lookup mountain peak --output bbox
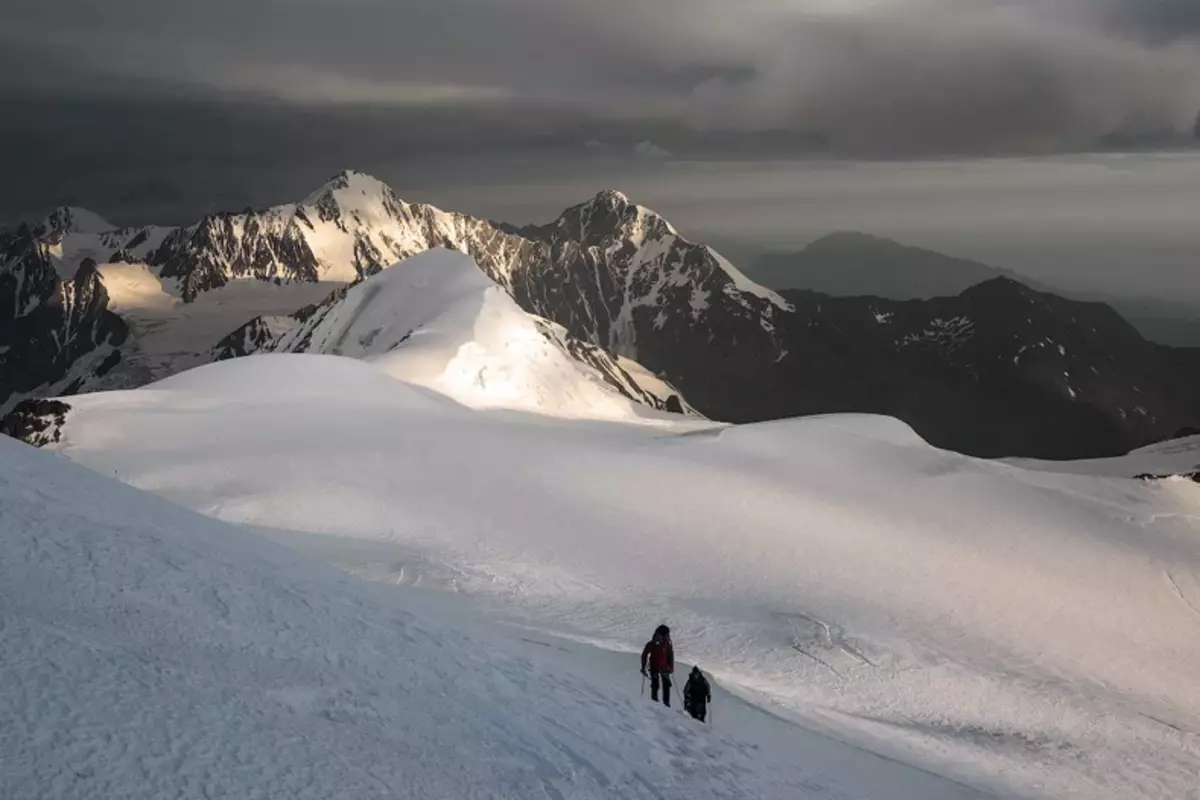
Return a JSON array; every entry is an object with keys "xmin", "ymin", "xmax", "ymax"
[
  {"xmin": 40, "ymin": 206, "xmax": 114, "ymax": 236},
  {"xmin": 565, "ymin": 189, "xmax": 683, "ymax": 240},
  {"xmin": 306, "ymin": 170, "xmax": 395, "ymax": 204},
  {"xmin": 298, "ymin": 171, "xmax": 403, "ymax": 224},
  {"xmin": 810, "ymin": 231, "xmax": 898, "ymax": 248},
  {"xmin": 964, "ymin": 275, "xmax": 1036, "ymax": 297},
  {"xmin": 589, "ymin": 189, "xmax": 633, "ymax": 207}
]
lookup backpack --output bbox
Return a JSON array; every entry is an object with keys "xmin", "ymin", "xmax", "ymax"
[{"xmin": 647, "ymin": 633, "xmax": 672, "ymax": 671}]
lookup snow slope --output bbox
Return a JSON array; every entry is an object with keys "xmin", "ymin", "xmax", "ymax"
[
  {"xmin": 45, "ymin": 355, "xmax": 1200, "ymax": 799},
  {"xmin": 268, "ymin": 249, "xmax": 693, "ymax": 420},
  {"xmin": 0, "ymin": 430, "xmax": 987, "ymax": 800},
  {"xmin": 1012, "ymin": 434, "xmax": 1200, "ymax": 479}
]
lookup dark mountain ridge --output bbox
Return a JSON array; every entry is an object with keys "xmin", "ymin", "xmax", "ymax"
[
  {"xmin": 0, "ymin": 231, "xmax": 128, "ymax": 414},
  {"xmin": 748, "ymin": 232, "xmax": 1200, "ymax": 347}
]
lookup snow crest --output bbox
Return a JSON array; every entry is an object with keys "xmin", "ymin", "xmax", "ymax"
[{"xmin": 271, "ymin": 249, "xmax": 693, "ymax": 420}]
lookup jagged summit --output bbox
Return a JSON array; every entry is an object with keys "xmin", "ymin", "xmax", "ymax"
[
  {"xmin": 554, "ymin": 188, "xmax": 683, "ymax": 242},
  {"xmin": 589, "ymin": 188, "xmax": 633, "ymax": 206},
  {"xmin": 303, "ymin": 169, "xmax": 396, "ymax": 206},
  {"xmin": 38, "ymin": 206, "xmax": 115, "ymax": 237}
]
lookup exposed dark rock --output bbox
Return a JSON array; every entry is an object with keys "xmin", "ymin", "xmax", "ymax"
[
  {"xmin": 1135, "ymin": 470, "xmax": 1200, "ymax": 484},
  {"xmin": 771, "ymin": 278, "xmax": 1200, "ymax": 458},
  {"xmin": 213, "ymin": 317, "xmax": 288, "ymax": 361},
  {"xmin": 0, "ymin": 236, "xmax": 128, "ymax": 416},
  {"xmin": 0, "ymin": 398, "xmax": 71, "ymax": 447}
]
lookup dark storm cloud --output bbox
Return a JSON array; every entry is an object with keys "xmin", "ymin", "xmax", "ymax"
[
  {"xmin": 688, "ymin": 3, "xmax": 1200, "ymax": 155},
  {"xmin": 4, "ymin": 0, "xmax": 1200, "ymax": 158}
]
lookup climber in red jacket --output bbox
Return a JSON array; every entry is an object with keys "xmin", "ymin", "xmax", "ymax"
[{"xmin": 640, "ymin": 624, "xmax": 675, "ymax": 706}]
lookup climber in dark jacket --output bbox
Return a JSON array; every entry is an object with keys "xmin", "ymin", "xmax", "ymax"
[
  {"xmin": 640, "ymin": 624, "xmax": 674, "ymax": 706},
  {"xmin": 683, "ymin": 666, "xmax": 711, "ymax": 722}
]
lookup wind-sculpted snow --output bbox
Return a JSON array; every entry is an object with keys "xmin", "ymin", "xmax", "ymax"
[
  {"xmin": 1, "ymin": 424, "xmax": 991, "ymax": 800},
  {"xmin": 244, "ymin": 249, "xmax": 694, "ymax": 418},
  {"xmin": 39, "ymin": 354, "xmax": 1200, "ymax": 799}
]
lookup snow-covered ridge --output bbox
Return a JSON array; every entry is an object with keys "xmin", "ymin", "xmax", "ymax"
[
  {"xmin": 253, "ymin": 249, "xmax": 694, "ymax": 419},
  {"xmin": 141, "ymin": 169, "xmax": 787, "ymax": 326}
]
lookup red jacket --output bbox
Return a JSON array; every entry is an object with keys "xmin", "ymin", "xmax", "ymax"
[{"xmin": 641, "ymin": 635, "xmax": 674, "ymax": 674}]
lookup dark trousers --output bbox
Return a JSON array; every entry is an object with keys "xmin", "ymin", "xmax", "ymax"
[
  {"xmin": 686, "ymin": 701, "xmax": 707, "ymax": 722},
  {"xmin": 650, "ymin": 671, "xmax": 672, "ymax": 706}
]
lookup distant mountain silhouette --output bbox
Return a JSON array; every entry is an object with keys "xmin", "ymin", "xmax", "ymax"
[
  {"xmin": 748, "ymin": 232, "xmax": 1200, "ymax": 347},
  {"xmin": 751, "ymin": 232, "xmax": 1031, "ymax": 299}
]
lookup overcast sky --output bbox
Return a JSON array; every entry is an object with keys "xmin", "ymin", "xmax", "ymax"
[
  {"xmin": 5, "ymin": 1, "xmax": 1200, "ymax": 222},
  {"xmin": 6, "ymin": 0, "xmax": 1200, "ymax": 150}
]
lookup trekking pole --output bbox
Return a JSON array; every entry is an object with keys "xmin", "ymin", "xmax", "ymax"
[{"xmin": 641, "ymin": 672, "xmax": 646, "ymax": 697}]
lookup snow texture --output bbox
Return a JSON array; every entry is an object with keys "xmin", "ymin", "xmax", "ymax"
[
  {"xmin": 267, "ymin": 249, "xmax": 693, "ymax": 420},
  {"xmin": 0, "ymin": 434, "xmax": 984, "ymax": 800},
  {"xmin": 47, "ymin": 354, "xmax": 1200, "ymax": 800}
]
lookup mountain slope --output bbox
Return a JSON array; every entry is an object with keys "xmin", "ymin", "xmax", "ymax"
[
  {"xmin": 775, "ymin": 277, "xmax": 1200, "ymax": 457},
  {"xmin": 7, "ymin": 431, "xmax": 944, "ymax": 800},
  {"xmin": 241, "ymin": 249, "xmax": 693, "ymax": 419},
  {"xmin": 17, "ymin": 354, "xmax": 1200, "ymax": 799},
  {"xmin": 0, "ymin": 234, "xmax": 128, "ymax": 415}
]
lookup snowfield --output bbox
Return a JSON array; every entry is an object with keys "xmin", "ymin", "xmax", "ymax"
[
  {"xmin": 43, "ymin": 346, "xmax": 1200, "ymax": 799},
  {"xmin": 92, "ymin": 260, "xmax": 344, "ymax": 389},
  {"xmin": 0, "ymin": 434, "xmax": 985, "ymax": 800},
  {"xmin": 10, "ymin": 243, "xmax": 1200, "ymax": 798}
]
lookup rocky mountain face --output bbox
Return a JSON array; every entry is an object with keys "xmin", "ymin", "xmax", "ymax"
[
  {"xmin": 772, "ymin": 278, "xmax": 1200, "ymax": 458},
  {"xmin": 5, "ymin": 171, "xmax": 1199, "ymax": 458},
  {"xmin": 0, "ymin": 233, "xmax": 128, "ymax": 415},
  {"xmin": 176, "ymin": 171, "xmax": 788, "ymax": 421}
]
